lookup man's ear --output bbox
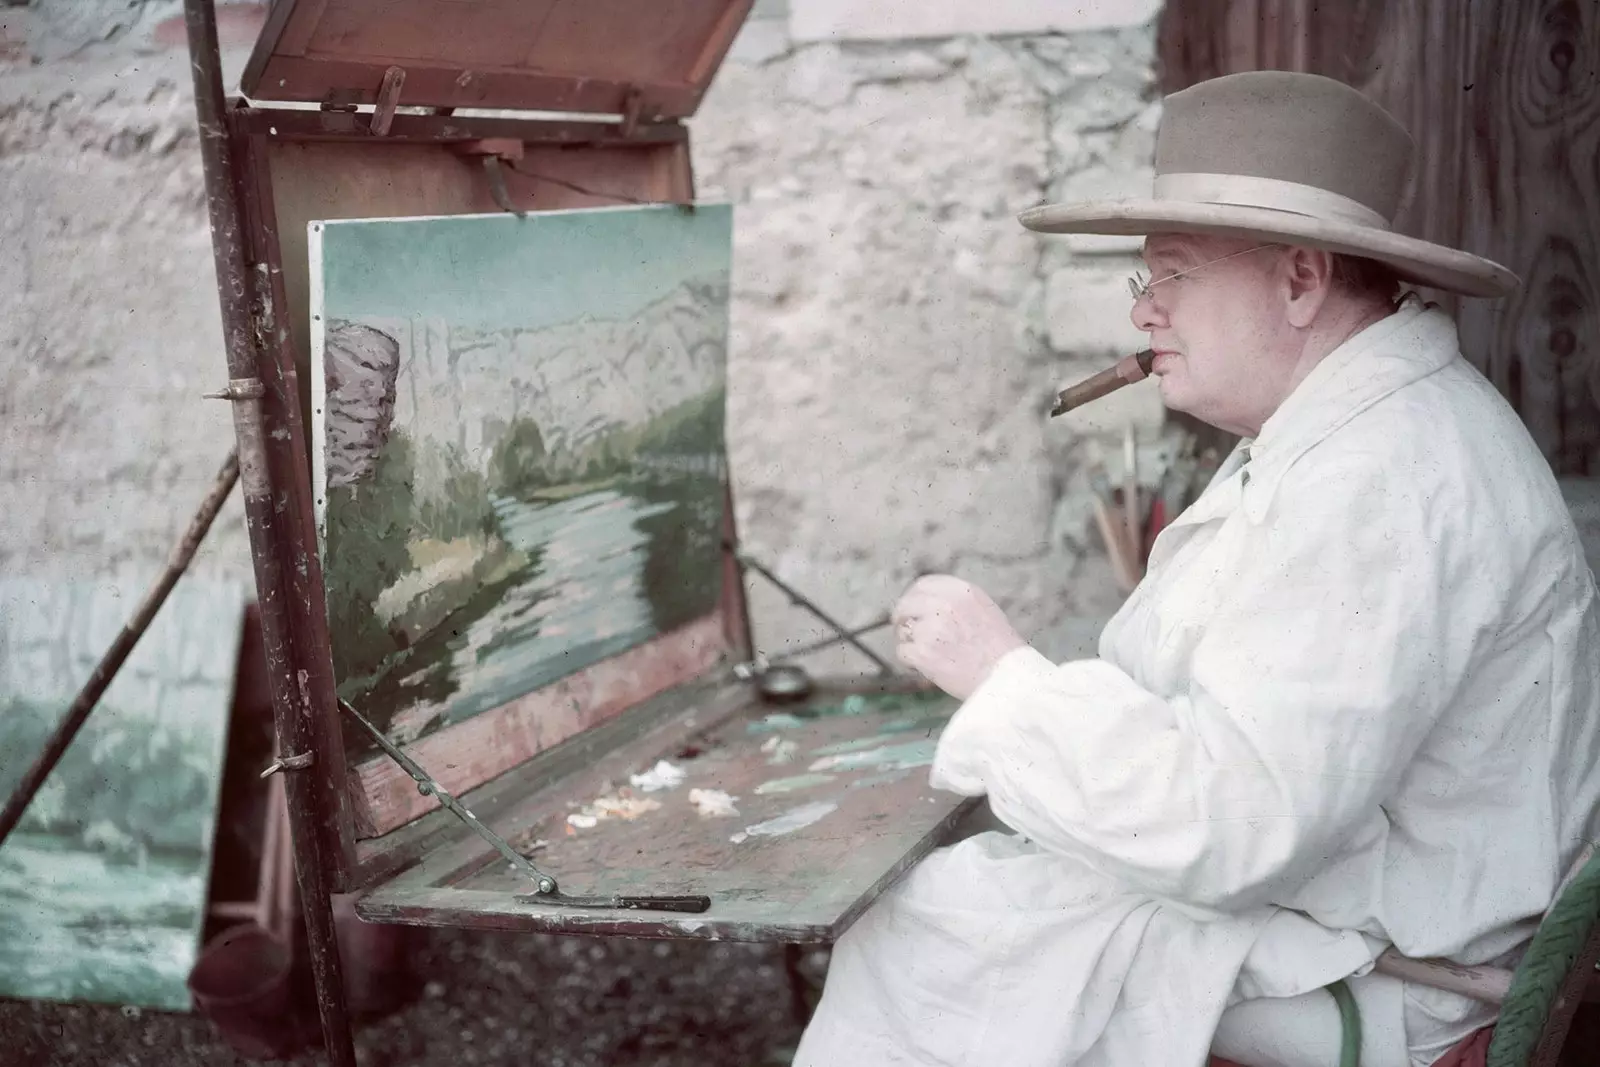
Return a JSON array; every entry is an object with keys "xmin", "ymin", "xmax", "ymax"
[{"xmin": 1283, "ymin": 247, "xmax": 1333, "ymax": 329}]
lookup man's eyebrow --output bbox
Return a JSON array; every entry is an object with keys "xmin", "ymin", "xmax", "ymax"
[
  {"xmin": 1140, "ymin": 238, "xmax": 1195, "ymax": 268},
  {"xmin": 1140, "ymin": 248, "xmax": 1188, "ymax": 273}
]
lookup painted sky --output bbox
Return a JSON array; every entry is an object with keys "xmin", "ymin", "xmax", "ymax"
[{"xmin": 316, "ymin": 203, "xmax": 732, "ymax": 331}]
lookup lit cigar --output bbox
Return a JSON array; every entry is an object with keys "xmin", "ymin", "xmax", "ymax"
[{"xmin": 1050, "ymin": 349, "xmax": 1157, "ymax": 417}]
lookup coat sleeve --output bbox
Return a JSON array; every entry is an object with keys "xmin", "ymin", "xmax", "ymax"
[{"xmin": 930, "ymin": 447, "xmax": 1493, "ymax": 914}]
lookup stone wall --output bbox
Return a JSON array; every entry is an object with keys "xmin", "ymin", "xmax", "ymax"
[
  {"xmin": 0, "ymin": 0, "xmax": 1166, "ymax": 670},
  {"xmin": 694, "ymin": 23, "xmax": 1164, "ymax": 669}
]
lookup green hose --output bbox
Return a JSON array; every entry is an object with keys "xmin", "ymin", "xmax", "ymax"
[
  {"xmin": 1485, "ymin": 848, "xmax": 1600, "ymax": 1067},
  {"xmin": 1326, "ymin": 979, "xmax": 1362, "ymax": 1067}
]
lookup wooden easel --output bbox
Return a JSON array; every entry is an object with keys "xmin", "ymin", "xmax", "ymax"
[{"xmin": 175, "ymin": 2, "xmax": 980, "ymax": 1061}]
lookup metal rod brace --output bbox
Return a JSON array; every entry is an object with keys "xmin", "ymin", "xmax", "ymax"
[
  {"xmin": 336, "ymin": 699, "xmax": 709, "ymax": 913},
  {"xmin": 726, "ymin": 542, "xmax": 897, "ymax": 676}
]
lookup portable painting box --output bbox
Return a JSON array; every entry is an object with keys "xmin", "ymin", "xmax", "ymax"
[{"xmin": 191, "ymin": 1, "xmax": 981, "ymax": 1055}]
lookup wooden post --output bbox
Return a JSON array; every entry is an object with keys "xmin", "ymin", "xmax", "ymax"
[{"xmin": 179, "ymin": 1, "xmax": 357, "ymax": 1063}]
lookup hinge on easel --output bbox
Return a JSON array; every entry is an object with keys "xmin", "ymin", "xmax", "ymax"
[
  {"xmin": 619, "ymin": 86, "xmax": 646, "ymax": 138},
  {"xmin": 369, "ymin": 65, "xmax": 406, "ymax": 136}
]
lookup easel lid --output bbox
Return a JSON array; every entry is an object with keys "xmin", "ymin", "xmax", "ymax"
[{"xmin": 240, "ymin": 0, "xmax": 754, "ymax": 119}]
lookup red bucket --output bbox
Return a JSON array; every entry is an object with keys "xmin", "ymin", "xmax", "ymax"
[{"xmin": 186, "ymin": 922, "xmax": 297, "ymax": 1059}]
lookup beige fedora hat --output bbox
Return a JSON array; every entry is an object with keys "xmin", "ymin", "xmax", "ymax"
[{"xmin": 1020, "ymin": 70, "xmax": 1518, "ymax": 298}]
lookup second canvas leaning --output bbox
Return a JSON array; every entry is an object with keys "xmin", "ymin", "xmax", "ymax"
[{"xmin": 309, "ymin": 203, "xmax": 734, "ymax": 759}]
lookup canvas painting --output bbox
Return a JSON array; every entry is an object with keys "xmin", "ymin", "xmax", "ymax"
[
  {"xmin": 309, "ymin": 203, "xmax": 733, "ymax": 760},
  {"xmin": 0, "ymin": 575, "xmax": 246, "ymax": 1010}
]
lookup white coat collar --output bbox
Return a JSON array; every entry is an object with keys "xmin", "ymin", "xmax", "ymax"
[{"xmin": 1236, "ymin": 296, "xmax": 1461, "ymax": 522}]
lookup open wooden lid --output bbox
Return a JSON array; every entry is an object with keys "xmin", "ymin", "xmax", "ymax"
[{"xmin": 241, "ymin": 0, "xmax": 753, "ymax": 119}]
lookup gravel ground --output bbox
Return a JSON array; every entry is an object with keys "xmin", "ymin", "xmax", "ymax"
[
  {"xmin": 5, "ymin": 925, "xmax": 1596, "ymax": 1067},
  {"xmin": 0, "ymin": 926, "xmax": 822, "ymax": 1067}
]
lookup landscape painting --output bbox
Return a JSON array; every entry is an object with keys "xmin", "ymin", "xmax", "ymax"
[
  {"xmin": 0, "ymin": 575, "xmax": 246, "ymax": 1011},
  {"xmin": 309, "ymin": 203, "xmax": 733, "ymax": 760}
]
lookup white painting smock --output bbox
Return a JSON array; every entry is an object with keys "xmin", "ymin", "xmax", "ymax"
[{"xmin": 795, "ymin": 299, "xmax": 1600, "ymax": 1067}]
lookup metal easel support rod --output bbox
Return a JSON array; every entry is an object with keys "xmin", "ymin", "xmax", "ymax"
[
  {"xmin": 725, "ymin": 543, "xmax": 896, "ymax": 676},
  {"xmin": 181, "ymin": 1, "xmax": 356, "ymax": 1064},
  {"xmin": 0, "ymin": 450, "xmax": 240, "ymax": 851}
]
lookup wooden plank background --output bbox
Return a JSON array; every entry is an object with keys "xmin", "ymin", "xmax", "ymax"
[{"xmin": 1157, "ymin": 0, "xmax": 1600, "ymax": 475}]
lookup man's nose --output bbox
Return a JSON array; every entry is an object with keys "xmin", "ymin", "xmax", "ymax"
[{"xmin": 1130, "ymin": 291, "xmax": 1164, "ymax": 332}]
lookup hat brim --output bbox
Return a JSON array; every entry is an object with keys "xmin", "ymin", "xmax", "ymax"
[{"xmin": 1019, "ymin": 199, "xmax": 1519, "ymax": 299}]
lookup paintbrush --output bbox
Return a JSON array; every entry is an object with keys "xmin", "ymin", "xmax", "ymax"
[{"xmin": 1051, "ymin": 349, "xmax": 1157, "ymax": 417}]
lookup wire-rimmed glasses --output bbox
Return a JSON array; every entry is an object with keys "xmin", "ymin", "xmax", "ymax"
[{"xmin": 1128, "ymin": 243, "xmax": 1274, "ymax": 301}]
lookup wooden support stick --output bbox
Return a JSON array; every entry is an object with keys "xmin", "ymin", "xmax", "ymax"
[{"xmin": 183, "ymin": 1, "xmax": 355, "ymax": 1061}]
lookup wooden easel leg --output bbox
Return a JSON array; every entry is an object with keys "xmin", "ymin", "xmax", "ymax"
[{"xmin": 181, "ymin": 2, "xmax": 358, "ymax": 1064}]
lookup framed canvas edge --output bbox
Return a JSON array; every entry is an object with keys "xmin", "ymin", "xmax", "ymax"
[
  {"xmin": 309, "ymin": 198, "xmax": 732, "ymax": 231},
  {"xmin": 308, "ymin": 220, "xmax": 330, "ymax": 541},
  {"xmin": 305, "ymin": 198, "xmax": 737, "ymax": 835}
]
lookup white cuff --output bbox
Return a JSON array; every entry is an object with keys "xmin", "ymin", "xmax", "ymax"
[{"xmin": 930, "ymin": 645, "xmax": 1064, "ymax": 795}]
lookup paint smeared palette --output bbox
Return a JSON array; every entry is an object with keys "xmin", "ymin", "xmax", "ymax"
[{"xmin": 358, "ymin": 687, "xmax": 984, "ymax": 942}]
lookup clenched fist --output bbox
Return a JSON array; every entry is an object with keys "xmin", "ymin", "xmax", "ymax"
[{"xmin": 892, "ymin": 574, "xmax": 1026, "ymax": 701}]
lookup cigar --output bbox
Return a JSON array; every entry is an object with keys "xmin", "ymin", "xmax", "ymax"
[{"xmin": 1050, "ymin": 349, "xmax": 1157, "ymax": 417}]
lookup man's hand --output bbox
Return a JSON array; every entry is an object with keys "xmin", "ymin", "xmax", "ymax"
[{"xmin": 892, "ymin": 575, "xmax": 1026, "ymax": 701}]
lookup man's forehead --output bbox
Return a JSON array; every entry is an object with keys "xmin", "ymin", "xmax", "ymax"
[
  {"xmin": 1141, "ymin": 234, "xmax": 1201, "ymax": 263},
  {"xmin": 1141, "ymin": 233, "xmax": 1256, "ymax": 264}
]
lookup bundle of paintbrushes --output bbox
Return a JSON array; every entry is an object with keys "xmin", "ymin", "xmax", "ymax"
[{"xmin": 1089, "ymin": 426, "xmax": 1206, "ymax": 594}]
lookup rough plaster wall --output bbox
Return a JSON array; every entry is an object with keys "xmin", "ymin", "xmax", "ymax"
[
  {"xmin": 0, "ymin": 6, "xmax": 1164, "ymax": 670},
  {"xmin": 0, "ymin": 49, "xmax": 253, "ymax": 587},
  {"xmin": 693, "ymin": 28, "xmax": 1162, "ymax": 669}
]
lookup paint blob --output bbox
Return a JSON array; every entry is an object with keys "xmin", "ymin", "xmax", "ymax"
[
  {"xmin": 754, "ymin": 773, "xmax": 836, "ymax": 796},
  {"xmin": 630, "ymin": 759, "xmax": 688, "ymax": 792},
  {"xmin": 688, "ymin": 788, "xmax": 739, "ymax": 817},
  {"xmin": 729, "ymin": 800, "xmax": 838, "ymax": 844},
  {"xmin": 808, "ymin": 739, "xmax": 939, "ymax": 774}
]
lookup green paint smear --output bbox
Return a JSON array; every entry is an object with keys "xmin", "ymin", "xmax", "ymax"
[
  {"xmin": 746, "ymin": 713, "xmax": 809, "ymax": 735},
  {"xmin": 848, "ymin": 769, "xmax": 913, "ymax": 789},
  {"xmin": 744, "ymin": 690, "xmax": 952, "ymax": 735},
  {"xmin": 810, "ymin": 733, "xmax": 904, "ymax": 757},
  {"xmin": 809, "ymin": 738, "xmax": 940, "ymax": 774},
  {"xmin": 878, "ymin": 714, "xmax": 949, "ymax": 735},
  {"xmin": 754, "ymin": 773, "xmax": 837, "ymax": 795}
]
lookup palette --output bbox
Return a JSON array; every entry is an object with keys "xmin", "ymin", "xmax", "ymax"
[{"xmin": 358, "ymin": 684, "xmax": 979, "ymax": 941}]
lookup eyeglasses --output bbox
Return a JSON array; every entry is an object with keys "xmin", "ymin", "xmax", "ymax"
[{"xmin": 1128, "ymin": 243, "xmax": 1274, "ymax": 301}]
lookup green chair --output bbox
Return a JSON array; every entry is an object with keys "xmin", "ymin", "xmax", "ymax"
[{"xmin": 1363, "ymin": 841, "xmax": 1600, "ymax": 1067}]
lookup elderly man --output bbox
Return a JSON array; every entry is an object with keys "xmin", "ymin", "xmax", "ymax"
[{"xmin": 793, "ymin": 71, "xmax": 1600, "ymax": 1067}]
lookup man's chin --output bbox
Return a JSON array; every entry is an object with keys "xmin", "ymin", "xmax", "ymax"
[{"xmin": 1155, "ymin": 375, "xmax": 1190, "ymax": 412}]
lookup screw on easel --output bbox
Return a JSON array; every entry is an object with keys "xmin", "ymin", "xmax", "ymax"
[
  {"xmin": 204, "ymin": 378, "xmax": 266, "ymax": 401},
  {"xmin": 260, "ymin": 752, "xmax": 315, "ymax": 778}
]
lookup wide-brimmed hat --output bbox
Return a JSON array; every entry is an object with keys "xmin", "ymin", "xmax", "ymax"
[{"xmin": 1020, "ymin": 71, "xmax": 1518, "ymax": 298}]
